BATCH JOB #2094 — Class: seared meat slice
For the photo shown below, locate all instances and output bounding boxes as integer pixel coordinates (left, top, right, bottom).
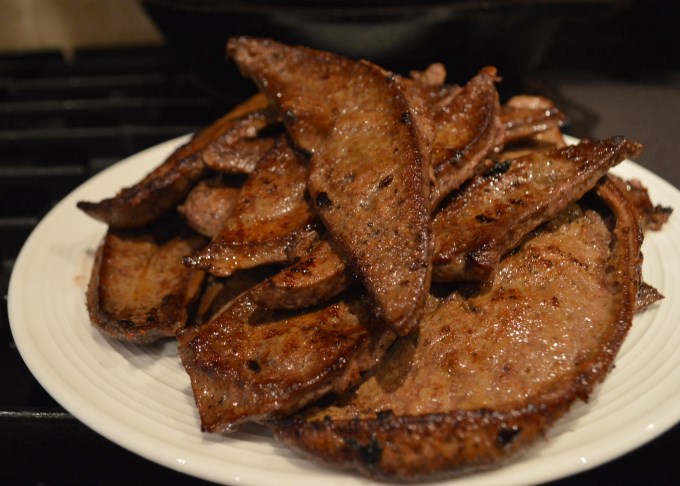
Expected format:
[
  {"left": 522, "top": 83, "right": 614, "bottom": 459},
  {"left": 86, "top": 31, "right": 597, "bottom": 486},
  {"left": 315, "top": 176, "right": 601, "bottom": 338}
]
[
  {"left": 607, "top": 176, "right": 670, "bottom": 312},
  {"left": 251, "top": 239, "right": 351, "bottom": 310},
  {"left": 229, "top": 37, "right": 431, "bottom": 335},
  {"left": 495, "top": 124, "right": 567, "bottom": 161},
  {"left": 636, "top": 281, "right": 664, "bottom": 312},
  {"left": 177, "top": 176, "right": 241, "bottom": 238},
  {"left": 274, "top": 177, "right": 642, "bottom": 481},
  {"left": 609, "top": 176, "right": 673, "bottom": 231},
  {"left": 428, "top": 67, "right": 504, "bottom": 206},
  {"left": 183, "top": 136, "right": 318, "bottom": 277},
  {"left": 194, "top": 268, "right": 276, "bottom": 325},
  {"left": 202, "top": 106, "right": 280, "bottom": 174},
  {"left": 77, "top": 93, "right": 269, "bottom": 228},
  {"left": 500, "top": 95, "right": 566, "bottom": 145},
  {"left": 177, "top": 286, "right": 395, "bottom": 432},
  {"left": 86, "top": 216, "right": 207, "bottom": 344},
  {"left": 433, "top": 137, "right": 643, "bottom": 281}
]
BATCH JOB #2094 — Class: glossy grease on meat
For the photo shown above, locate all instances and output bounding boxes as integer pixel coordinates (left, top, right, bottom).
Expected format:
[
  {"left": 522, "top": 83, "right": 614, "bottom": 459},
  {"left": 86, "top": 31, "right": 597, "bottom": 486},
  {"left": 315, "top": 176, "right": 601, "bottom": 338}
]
[
  {"left": 177, "top": 176, "right": 242, "bottom": 238},
  {"left": 500, "top": 95, "right": 566, "bottom": 145},
  {"left": 183, "top": 136, "right": 318, "bottom": 277},
  {"left": 428, "top": 66, "right": 504, "bottom": 206},
  {"left": 228, "top": 37, "right": 431, "bottom": 335},
  {"left": 86, "top": 217, "right": 207, "bottom": 344},
  {"left": 77, "top": 93, "right": 269, "bottom": 228},
  {"left": 433, "top": 137, "right": 642, "bottom": 281},
  {"left": 251, "top": 239, "right": 351, "bottom": 310},
  {"left": 177, "top": 287, "right": 395, "bottom": 432}
]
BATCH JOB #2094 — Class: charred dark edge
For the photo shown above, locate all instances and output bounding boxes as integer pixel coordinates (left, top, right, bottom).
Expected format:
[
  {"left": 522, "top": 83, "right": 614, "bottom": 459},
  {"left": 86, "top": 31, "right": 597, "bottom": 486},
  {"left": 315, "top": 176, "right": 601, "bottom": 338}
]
[
  {"left": 78, "top": 93, "right": 271, "bottom": 228},
  {"left": 273, "top": 400, "right": 566, "bottom": 483},
  {"left": 77, "top": 154, "right": 205, "bottom": 229},
  {"left": 85, "top": 225, "right": 208, "bottom": 344}
]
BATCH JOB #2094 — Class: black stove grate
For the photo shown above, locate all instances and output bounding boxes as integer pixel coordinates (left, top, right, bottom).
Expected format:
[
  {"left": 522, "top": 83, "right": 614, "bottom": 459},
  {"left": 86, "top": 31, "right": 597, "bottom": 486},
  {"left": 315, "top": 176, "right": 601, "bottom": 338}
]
[{"left": 0, "top": 46, "right": 241, "bottom": 484}]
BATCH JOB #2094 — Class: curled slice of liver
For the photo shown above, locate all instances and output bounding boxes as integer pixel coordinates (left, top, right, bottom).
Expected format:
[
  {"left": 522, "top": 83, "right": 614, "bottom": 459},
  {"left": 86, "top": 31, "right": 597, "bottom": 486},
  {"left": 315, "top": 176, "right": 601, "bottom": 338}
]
[
  {"left": 201, "top": 106, "right": 280, "bottom": 175},
  {"left": 500, "top": 94, "right": 567, "bottom": 145},
  {"left": 433, "top": 137, "right": 642, "bottom": 281},
  {"left": 428, "top": 66, "right": 504, "bottom": 207},
  {"left": 77, "top": 93, "right": 269, "bottom": 228}
]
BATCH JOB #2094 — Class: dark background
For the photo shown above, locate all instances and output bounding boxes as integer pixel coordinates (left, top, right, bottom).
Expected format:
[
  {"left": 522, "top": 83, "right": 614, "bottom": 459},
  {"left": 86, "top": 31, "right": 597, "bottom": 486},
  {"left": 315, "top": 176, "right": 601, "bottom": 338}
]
[{"left": 1, "top": 0, "right": 678, "bottom": 484}]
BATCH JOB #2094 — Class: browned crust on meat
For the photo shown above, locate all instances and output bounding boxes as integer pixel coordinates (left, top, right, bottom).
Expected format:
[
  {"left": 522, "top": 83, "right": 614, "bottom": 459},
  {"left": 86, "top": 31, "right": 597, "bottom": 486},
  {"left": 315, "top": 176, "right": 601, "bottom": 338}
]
[
  {"left": 177, "top": 176, "right": 241, "bottom": 238},
  {"left": 433, "top": 137, "right": 643, "bottom": 282},
  {"left": 183, "top": 136, "right": 318, "bottom": 277},
  {"left": 429, "top": 66, "right": 504, "bottom": 207},
  {"left": 251, "top": 239, "right": 351, "bottom": 310},
  {"left": 228, "top": 36, "right": 432, "bottom": 335},
  {"left": 202, "top": 106, "right": 280, "bottom": 174},
  {"left": 609, "top": 175, "right": 673, "bottom": 232},
  {"left": 177, "top": 288, "right": 395, "bottom": 432},
  {"left": 86, "top": 217, "right": 207, "bottom": 344},
  {"left": 273, "top": 177, "right": 642, "bottom": 481},
  {"left": 77, "top": 93, "right": 269, "bottom": 228},
  {"left": 500, "top": 95, "right": 567, "bottom": 145},
  {"left": 77, "top": 154, "right": 205, "bottom": 229},
  {"left": 276, "top": 404, "right": 568, "bottom": 481}
]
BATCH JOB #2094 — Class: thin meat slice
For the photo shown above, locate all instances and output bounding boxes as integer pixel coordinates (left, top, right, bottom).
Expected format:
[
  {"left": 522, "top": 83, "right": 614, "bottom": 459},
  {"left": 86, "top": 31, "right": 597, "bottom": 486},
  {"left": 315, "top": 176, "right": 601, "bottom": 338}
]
[
  {"left": 77, "top": 93, "right": 269, "bottom": 228},
  {"left": 433, "top": 137, "right": 643, "bottom": 282},
  {"left": 609, "top": 175, "right": 673, "bottom": 232},
  {"left": 177, "top": 286, "right": 395, "bottom": 432},
  {"left": 428, "top": 67, "right": 504, "bottom": 207},
  {"left": 183, "top": 136, "right": 318, "bottom": 277},
  {"left": 274, "top": 177, "right": 642, "bottom": 481},
  {"left": 495, "top": 124, "right": 567, "bottom": 162},
  {"left": 194, "top": 268, "right": 276, "bottom": 325},
  {"left": 86, "top": 216, "right": 207, "bottom": 344},
  {"left": 500, "top": 95, "right": 566, "bottom": 145},
  {"left": 229, "top": 37, "right": 431, "bottom": 335},
  {"left": 607, "top": 176, "right": 670, "bottom": 311},
  {"left": 202, "top": 106, "right": 280, "bottom": 174},
  {"left": 177, "top": 175, "right": 242, "bottom": 238},
  {"left": 251, "top": 239, "right": 351, "bottom": 310},
  {"left": 636, "top": 281, "right": 664, "bottom": 312}
]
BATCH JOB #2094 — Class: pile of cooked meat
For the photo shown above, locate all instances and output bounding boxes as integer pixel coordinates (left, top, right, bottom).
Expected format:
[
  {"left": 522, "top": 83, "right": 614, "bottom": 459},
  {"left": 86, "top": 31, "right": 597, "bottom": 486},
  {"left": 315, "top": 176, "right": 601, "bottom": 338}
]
[{"left": 77, "top": 37, "right": 672, "bottom": 481}]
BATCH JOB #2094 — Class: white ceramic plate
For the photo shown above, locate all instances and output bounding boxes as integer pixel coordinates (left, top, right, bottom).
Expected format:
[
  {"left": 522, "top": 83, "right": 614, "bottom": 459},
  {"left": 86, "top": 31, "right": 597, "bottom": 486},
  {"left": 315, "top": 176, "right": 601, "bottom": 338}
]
[{"left": 9, "top": 135, "right": 680, "bottom": 486}]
